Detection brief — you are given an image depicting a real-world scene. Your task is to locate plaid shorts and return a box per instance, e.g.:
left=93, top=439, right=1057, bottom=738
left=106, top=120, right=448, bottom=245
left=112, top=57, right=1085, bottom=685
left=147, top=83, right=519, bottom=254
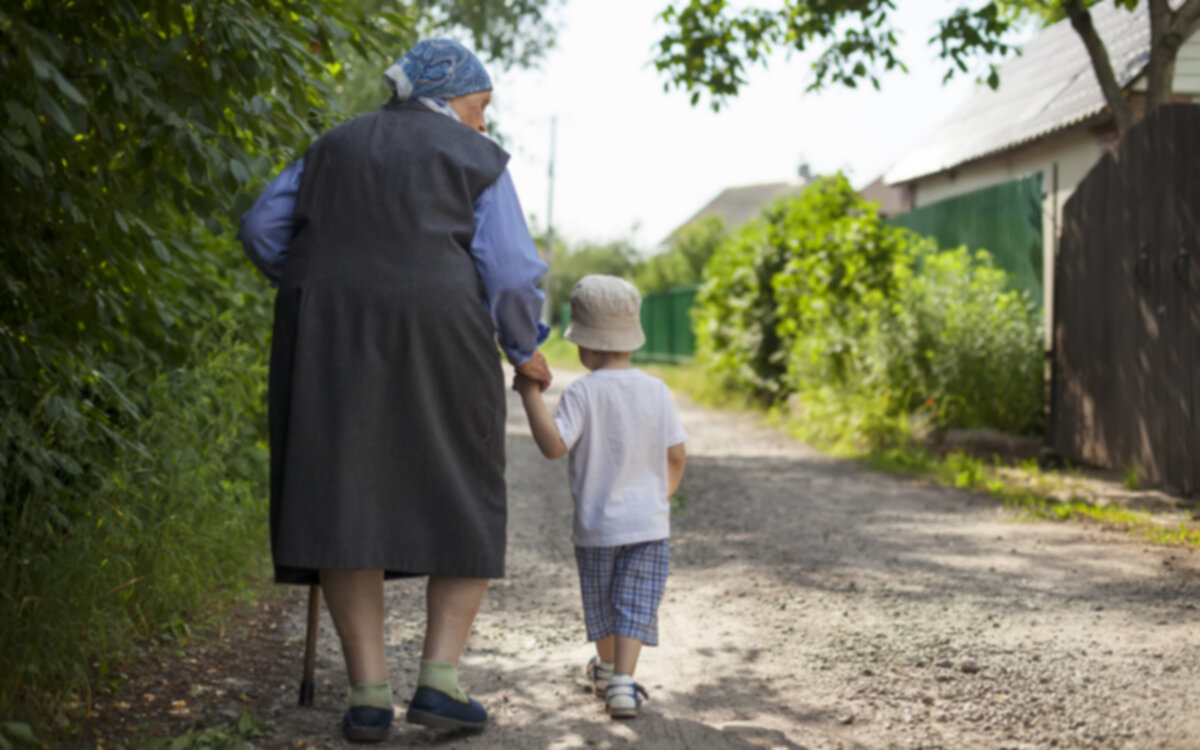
left=574, top=539, right=669, bottom=646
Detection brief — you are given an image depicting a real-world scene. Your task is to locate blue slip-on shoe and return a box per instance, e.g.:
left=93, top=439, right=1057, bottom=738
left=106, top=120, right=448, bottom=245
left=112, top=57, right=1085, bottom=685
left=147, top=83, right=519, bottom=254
left=342, top=705, right=394, bottom=743
left=405, top=686, right=488, bottom=731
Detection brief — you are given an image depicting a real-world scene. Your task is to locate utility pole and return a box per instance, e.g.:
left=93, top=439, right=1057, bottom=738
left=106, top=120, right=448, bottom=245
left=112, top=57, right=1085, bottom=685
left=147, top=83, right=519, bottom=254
left=543, top=116, right=557, bottom=326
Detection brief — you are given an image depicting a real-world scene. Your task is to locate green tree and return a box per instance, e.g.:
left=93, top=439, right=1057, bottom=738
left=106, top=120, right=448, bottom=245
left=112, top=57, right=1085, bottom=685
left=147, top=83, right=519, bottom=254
left=332, top=0, right=561, bottom=116
left=0, top=0, right=556, bottom=720
left=654, top=0, right=1200, bottom=135
left=634, top=216, right=726, bottom=294
left=695, top=174, right=916, bottom=403
left=547, top=238, right=641, bottom=316
left=693, top=174, right=1044, bottom=437
left=1, top=0, right=386, bottom=598
left=413, top=0, right=561, bottom=69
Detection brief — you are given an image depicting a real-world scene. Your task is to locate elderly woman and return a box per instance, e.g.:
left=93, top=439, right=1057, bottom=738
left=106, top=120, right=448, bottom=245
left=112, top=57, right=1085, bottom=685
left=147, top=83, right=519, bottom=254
left=239, top=39, right=551, bottom=742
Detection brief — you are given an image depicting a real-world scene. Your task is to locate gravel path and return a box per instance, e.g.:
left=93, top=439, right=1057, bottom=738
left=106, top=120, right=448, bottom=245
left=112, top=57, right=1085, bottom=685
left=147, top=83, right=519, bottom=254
left=263, top=369, right=1200, bottom=749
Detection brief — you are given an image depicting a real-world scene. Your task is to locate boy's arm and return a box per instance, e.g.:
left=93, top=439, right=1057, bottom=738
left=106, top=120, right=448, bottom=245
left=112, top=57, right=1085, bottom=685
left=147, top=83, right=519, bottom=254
left=667, top=443, right=687, bottom=498
left=514, top=374, right=568, bottom=459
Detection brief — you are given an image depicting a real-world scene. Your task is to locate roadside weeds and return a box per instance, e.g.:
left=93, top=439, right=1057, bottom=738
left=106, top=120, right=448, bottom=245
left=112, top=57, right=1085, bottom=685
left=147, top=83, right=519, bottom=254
left=634, top=359, right=1200, bottom=552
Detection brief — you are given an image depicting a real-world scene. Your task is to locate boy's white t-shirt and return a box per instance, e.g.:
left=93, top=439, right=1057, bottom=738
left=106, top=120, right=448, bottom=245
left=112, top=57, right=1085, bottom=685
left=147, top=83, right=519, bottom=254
left=553, top=368, right=688, bottom=547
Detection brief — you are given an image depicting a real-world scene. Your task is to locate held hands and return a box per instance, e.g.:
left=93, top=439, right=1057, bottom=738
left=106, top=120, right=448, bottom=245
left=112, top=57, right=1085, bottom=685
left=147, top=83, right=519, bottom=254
left=511, top=351, right=569, bottom=460
left=512, top=371, right=541, bottom=395
left=514, top=350, right=552, bottom=393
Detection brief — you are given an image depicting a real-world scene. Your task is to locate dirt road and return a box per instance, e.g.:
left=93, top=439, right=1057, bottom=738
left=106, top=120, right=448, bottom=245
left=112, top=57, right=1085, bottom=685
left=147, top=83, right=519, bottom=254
left=207, top=369, right=1200, bottom=749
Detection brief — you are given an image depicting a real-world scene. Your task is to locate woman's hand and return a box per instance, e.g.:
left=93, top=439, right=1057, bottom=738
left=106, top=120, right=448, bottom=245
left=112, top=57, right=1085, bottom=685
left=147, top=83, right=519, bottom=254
left=514, top=351, right=552, bottom=392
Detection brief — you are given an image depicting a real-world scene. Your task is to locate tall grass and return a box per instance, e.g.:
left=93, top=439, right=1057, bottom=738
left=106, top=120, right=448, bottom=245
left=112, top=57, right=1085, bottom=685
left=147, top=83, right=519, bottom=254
left=647, top=356, right=1200, bottom=551
left=0, top=319, right=270, bottom=716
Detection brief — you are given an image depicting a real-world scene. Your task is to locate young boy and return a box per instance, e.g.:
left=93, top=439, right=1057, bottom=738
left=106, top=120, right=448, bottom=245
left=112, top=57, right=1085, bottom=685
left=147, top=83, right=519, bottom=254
left=513, top=274, right=688, bottom=719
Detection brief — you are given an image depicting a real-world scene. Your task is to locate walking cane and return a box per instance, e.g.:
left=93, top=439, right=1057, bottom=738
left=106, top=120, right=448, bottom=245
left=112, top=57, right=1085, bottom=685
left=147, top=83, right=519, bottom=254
left=298, top=584, right=321, bottom=707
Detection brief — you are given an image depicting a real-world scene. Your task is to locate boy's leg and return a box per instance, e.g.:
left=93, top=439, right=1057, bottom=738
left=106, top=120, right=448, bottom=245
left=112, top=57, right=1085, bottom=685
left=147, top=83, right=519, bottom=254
left=613, top=636, right=643, bottom=677
left=609, top=540, right=669, bottom=652
left=595, top=636, right=615, bottom=662
left=576, top=546, right=618, bottom=696
left=575, top=546, right=618, bottom=644
left=605, top=540, right=668, bottom=717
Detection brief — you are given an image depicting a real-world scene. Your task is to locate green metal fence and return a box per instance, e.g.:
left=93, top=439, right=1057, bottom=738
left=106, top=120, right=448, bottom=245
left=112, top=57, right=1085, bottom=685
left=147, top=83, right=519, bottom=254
left=886, top=173, right=1044, bottom=306
left=559, top=283, right=700, bottom=363
left=635, top=283, right=699, bottom=363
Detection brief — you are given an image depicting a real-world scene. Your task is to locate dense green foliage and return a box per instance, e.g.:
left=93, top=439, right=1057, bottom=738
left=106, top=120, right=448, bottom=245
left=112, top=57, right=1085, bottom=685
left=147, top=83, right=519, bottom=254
left=546, top=218, right=725, bottom=327
left=332, top=0, right=562, bottom=116
left=695, top=175, right=917, bottom=403
left=694, top=175, right=1045, bottom=447
left=654, top=0, right=1198, bottom=137
left=0, top=0, right=381, bottom=713
left=858, top=247, right=1045, bottom=435
left=545, top=238, right=641, bottom=316
left=632, top=216, right=726, bottom=294
left=654, top=0, right=1019, bottom=109
left=0, top=0, right=554, bottom=721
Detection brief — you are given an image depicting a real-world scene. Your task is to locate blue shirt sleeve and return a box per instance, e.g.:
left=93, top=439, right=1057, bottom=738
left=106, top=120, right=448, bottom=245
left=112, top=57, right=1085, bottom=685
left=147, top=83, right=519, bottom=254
left=470, top=169, right=551, bottom=364
left=237, top=159, right=305, bottom=286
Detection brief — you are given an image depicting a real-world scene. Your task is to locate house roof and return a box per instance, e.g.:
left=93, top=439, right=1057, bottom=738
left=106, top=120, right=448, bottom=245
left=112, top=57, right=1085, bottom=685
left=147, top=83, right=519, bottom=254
left=661, top=180, right=806, bottom=246
left=886, top=2, right=1153, bottom=184
left=858, top=175, right=910, bottom=217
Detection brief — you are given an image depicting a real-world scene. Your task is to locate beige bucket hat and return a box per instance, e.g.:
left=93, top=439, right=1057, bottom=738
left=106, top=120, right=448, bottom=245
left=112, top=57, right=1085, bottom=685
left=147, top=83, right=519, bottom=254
left=564, top=275, right=646, bottom=352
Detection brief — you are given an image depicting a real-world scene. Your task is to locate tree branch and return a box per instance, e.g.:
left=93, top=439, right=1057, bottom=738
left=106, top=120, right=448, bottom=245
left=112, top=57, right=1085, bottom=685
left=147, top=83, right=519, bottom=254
left=1062, top=0, right=1135, bottom=135
left=1169, top=0, right=1200, bottom=38
left=1147, top=0, right=1175, bottom=109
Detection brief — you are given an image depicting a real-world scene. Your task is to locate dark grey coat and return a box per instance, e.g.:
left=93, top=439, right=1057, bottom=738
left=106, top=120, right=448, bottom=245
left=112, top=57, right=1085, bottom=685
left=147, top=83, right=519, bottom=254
left=268, top=102, right=510, bottom=585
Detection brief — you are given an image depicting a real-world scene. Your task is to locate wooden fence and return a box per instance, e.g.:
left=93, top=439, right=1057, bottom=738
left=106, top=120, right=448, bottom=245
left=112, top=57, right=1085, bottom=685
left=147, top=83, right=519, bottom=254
left=1051, top=104, right=1199, bottom=495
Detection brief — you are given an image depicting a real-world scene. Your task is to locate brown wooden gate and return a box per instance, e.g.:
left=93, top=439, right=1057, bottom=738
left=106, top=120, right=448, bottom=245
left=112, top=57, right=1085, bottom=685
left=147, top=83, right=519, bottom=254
left=1052, top=104, right=1200, bottom=496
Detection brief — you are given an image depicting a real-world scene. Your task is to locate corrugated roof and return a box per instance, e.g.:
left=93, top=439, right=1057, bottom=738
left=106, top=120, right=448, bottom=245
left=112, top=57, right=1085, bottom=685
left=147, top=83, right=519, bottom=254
left=886, top=1, right=1151, bottom=184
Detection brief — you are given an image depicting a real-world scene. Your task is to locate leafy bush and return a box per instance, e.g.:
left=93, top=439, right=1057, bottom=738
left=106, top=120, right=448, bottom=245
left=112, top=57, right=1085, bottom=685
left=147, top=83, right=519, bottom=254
left=859, top=248, right=1045, bottom=435
left=634, top=216, right=726, bottom=294
left=545, top=238, right=641, bottom=316
left=694, top=173, right=1045, bottom=443
left=0, top=0, right=348, bottom=712
left=695, top=174, right=921, bottom=403
left=692, top=219, right=786, bottom=402
left=0, top=229, right=272, bottom=712
left=770, top=176, right=928, bottom=394
left=0, top=0, right=557, bottom=720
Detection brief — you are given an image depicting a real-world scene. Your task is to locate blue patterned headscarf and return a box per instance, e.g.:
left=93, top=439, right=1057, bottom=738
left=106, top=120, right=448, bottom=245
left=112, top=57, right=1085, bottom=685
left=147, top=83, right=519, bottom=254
left=384, top=39, right=492, bottom=103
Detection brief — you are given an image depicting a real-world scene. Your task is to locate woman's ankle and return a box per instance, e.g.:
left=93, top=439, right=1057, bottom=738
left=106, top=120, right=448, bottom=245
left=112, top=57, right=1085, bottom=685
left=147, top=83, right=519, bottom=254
left=349, top=681, right=392, bottom=709
left=417, top=659, right=468, bottom=703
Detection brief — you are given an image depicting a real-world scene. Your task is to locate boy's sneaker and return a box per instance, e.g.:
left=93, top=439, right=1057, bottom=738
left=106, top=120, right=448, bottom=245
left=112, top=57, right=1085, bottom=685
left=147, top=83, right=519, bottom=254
left=605, top=675, right=648, bottom=719
left=585, top=656, right=613, bottom=697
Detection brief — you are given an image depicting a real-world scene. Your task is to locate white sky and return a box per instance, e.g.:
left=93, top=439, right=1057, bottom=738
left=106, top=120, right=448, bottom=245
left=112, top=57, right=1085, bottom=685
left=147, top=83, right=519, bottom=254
left=487, top=0, right=1028, bottom=251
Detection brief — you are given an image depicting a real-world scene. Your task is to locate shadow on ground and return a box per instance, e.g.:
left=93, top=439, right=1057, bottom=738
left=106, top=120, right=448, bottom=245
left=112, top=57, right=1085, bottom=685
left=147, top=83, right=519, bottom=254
left=286, top=653, right=845, bottom=749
